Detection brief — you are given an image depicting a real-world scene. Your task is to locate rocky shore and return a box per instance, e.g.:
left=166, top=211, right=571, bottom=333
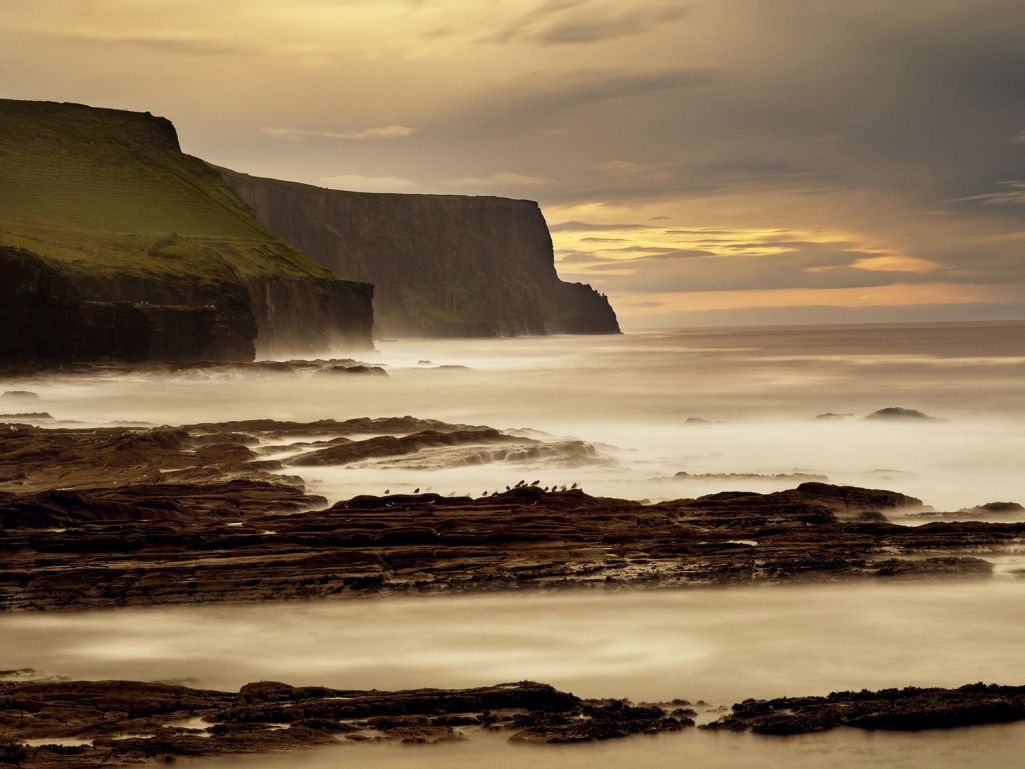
left=0, top=678, right=692, bottom=768
left=0, top=415, right=1018, bottom=611
left=3, top=676, right=1025, bottom=768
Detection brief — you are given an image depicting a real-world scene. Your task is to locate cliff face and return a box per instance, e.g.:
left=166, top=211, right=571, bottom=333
left=0, top=99, right=373, bottom=363
left=242, top=275, right=374, bottom=357
left=0, top=246, right=255, bottom=362
left=220, top=170, right=620, bottom=338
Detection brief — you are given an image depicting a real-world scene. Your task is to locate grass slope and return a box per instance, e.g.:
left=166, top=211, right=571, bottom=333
left=0, top=99, right=332, bottom=282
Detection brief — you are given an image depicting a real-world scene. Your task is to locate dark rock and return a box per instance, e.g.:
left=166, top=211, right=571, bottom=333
left=855, top=510, right=889, bottom=523
left=872, top=557, right=993, bottom=579
left=314, top=364, right=388, bottom=376
left=2, top=465, right=1017, bottom=611
left=288, top=428, right=525, bottom=467
left=961, top=501, right=1024, bottom=516
left=0, top=480, right=325, bottom=528
left=0, top=679, right=691, bottom=767
left=510, top=699, right=690, bottom=743
left=865, top=407, right=943, bottom=422
left=707, top=683, right=1025, bottom=735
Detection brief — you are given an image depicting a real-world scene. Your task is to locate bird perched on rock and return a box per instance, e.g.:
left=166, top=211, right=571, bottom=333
left=414, top=487, right=420, bottom=494
left=384, top=489, right=390, bottom=495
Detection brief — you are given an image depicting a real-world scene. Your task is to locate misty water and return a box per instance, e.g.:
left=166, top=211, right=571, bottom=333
left=5, top=321, right=1025, bottom=767
left=15, top=321, right=1025, bottom=512
left=4, top=584, right=1025, bottom=768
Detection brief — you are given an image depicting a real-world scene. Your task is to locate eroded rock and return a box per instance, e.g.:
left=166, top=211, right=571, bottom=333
left=706, top=683, right=1025, bottom=735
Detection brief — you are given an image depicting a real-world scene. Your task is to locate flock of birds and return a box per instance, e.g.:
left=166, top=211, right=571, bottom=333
left=381, top=480, right=579, bottom=497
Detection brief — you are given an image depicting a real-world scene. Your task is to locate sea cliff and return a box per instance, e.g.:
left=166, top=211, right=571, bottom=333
left=221, top=169, right=620, bottom=338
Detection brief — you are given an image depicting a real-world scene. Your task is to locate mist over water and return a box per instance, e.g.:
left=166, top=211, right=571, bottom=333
left=6, top=584, right=1025, bottom=700
left=14, top=321, right=1025, bottom=512
left=186, top=726, right=1025, bottom=769
left=4, top=584, right=1025, bottom=769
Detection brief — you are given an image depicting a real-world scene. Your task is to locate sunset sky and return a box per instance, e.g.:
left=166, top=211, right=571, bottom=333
left=3, top=0, right=1023, bottom=328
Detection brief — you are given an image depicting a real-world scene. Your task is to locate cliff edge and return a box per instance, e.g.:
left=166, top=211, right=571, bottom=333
left=0, top=99, right=373, bottom=363
left=219, top=170, right=620, bottom=338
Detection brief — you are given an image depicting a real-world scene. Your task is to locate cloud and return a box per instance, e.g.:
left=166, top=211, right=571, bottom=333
left=486, top=2, right=690, bottom=46
left=320, top=174, right=418, bottom=192
left=601, top=246, right=714, bottom=258
left=594, top=160, right=643, bottom=172
left=955, top=181, right=1025, bottom=206
left=442, top=172, right=552, bottom=187
left=549, top=220, right=655, bottom=232
left=261, top=126, right=417, bottom=141
left=850, top=255, right=942, bottom=273
left=506, top=66, right=717, bottom=115
left=34, top=28, right=251, bottom=56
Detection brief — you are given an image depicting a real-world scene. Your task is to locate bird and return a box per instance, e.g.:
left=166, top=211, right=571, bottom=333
left=414, top=487, right=420, bottom=494
left=531, top=480, right=539, bottom=486
left=384, top=489, right=390, bottom=495
left=505, top=485, right=510, bottom=491
left=570, top=482, right=578, bottom=489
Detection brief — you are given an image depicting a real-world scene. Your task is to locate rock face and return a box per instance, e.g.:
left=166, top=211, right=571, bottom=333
left=0, top=99, right=373, bottom=363
left=219, top=169, right=621, bottom=338
left=1, top=246, right=256, bottom=362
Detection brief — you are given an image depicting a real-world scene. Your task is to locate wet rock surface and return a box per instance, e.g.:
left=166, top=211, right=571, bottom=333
left=4, top=677, right=1025, bottom=766
left=906, top=501, right=1025, bottom=522
left=0, top=678, right=690, bottom=767
left=706, top=683, right=1025, bottom=735
left=0, top=417, right=1018, bottom=610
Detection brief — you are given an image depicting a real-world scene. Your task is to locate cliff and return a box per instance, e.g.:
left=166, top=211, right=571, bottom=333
left=219, top=170, right=620, bottom=338
left=0, top=99, right=373, bottom=362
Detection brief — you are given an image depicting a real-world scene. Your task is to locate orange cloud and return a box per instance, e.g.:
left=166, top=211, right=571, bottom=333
left=849, top=255, right=940, bottom=273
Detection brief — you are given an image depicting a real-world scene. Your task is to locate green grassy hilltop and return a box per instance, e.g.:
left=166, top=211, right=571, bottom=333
left=0, top=99, right=373, bottom=362
left=0, top=99, right=331, bottom=283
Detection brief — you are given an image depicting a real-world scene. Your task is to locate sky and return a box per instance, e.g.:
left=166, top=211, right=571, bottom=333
left=2, top=0, right=1023, bottom=328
